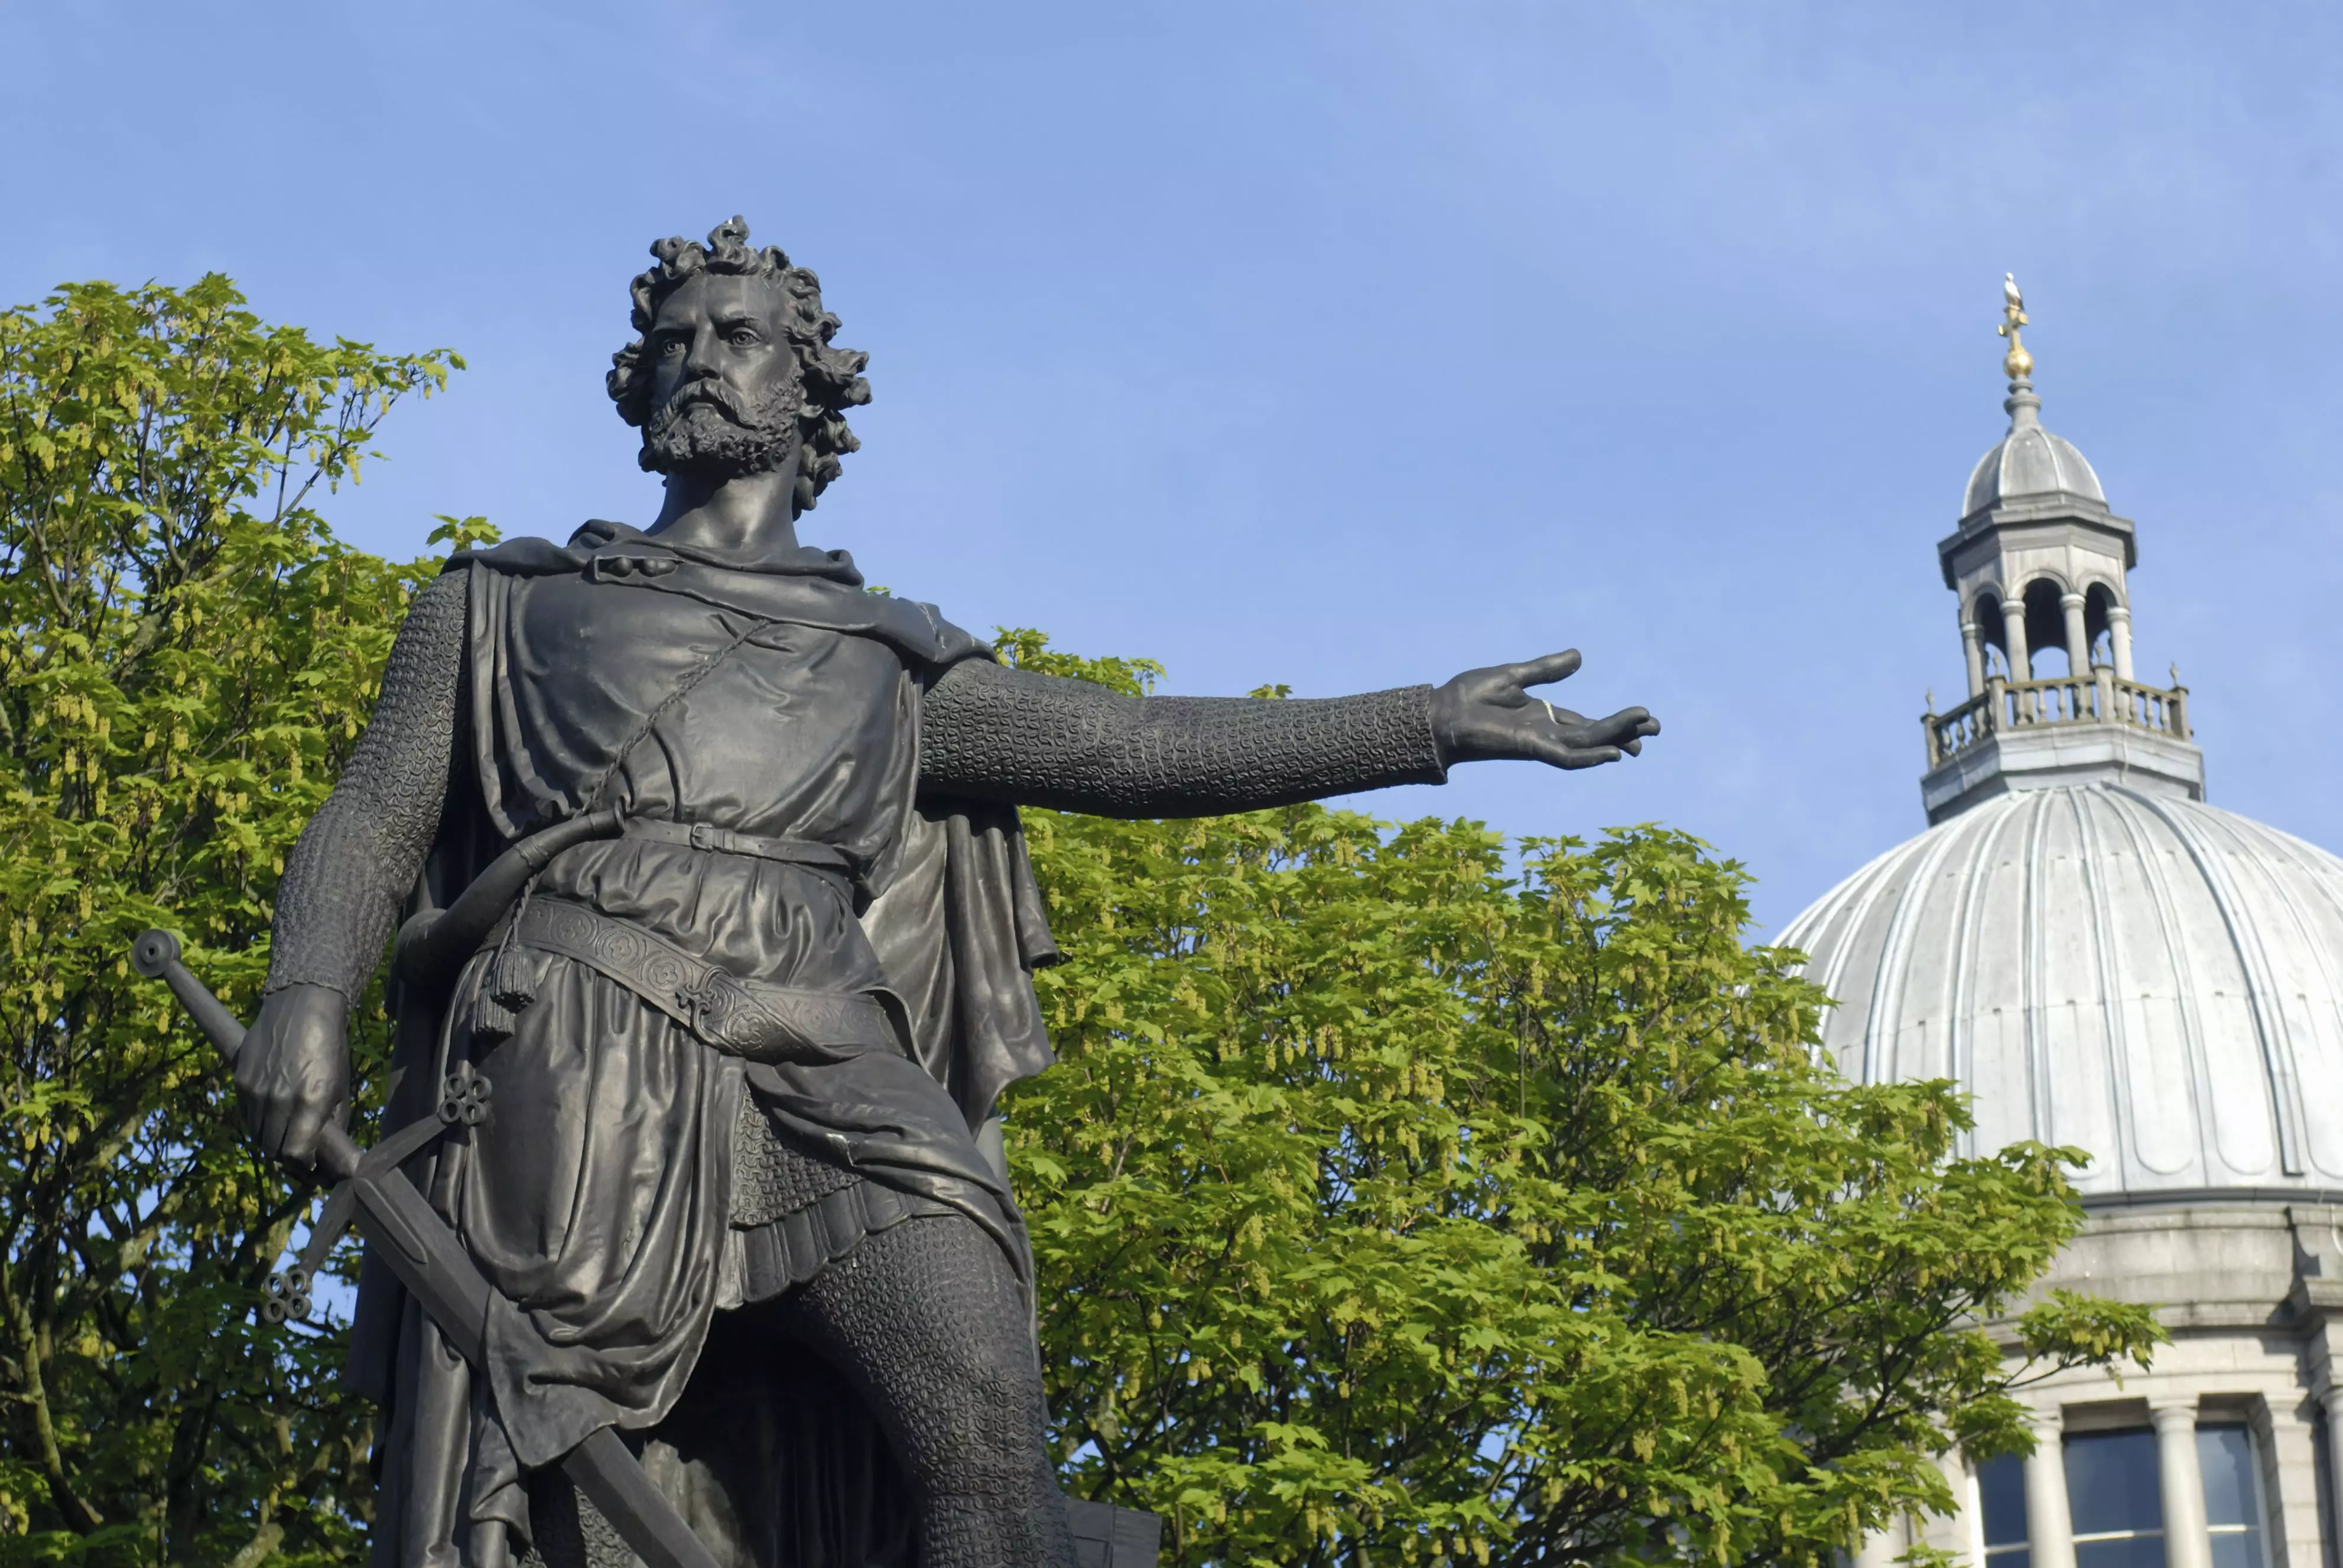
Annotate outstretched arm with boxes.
[237,570,466,1165]
[918,649,1655,819]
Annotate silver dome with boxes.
[1781,784,2343,1205]
[1962,421,2105,518]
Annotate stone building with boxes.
[1783,282,2343,1568]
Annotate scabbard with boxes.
[334,1139,721,1568]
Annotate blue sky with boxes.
[6,2,2339,938]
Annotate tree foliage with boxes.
[0,276,455,1564]
[1000,637,2163,1568]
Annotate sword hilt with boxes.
[130,929,360,1179]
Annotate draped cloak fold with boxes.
[347,522,1061,1568]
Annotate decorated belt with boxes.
[618,818,854,874]
[511,899,897,1062]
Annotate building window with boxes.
[2066,1429,2166,1568]
[1979,1453,2030,1568]
[2198,1425,2267,1568]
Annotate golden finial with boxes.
[1998,272,2033,382]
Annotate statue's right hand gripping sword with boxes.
[128,816,718,1568]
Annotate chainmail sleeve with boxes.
[263,570,466,1000]
[917,659,1447,818]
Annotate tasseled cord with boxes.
[472,873,542,1044]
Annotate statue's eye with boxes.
[729,328,759,347]
[657,337,685,356]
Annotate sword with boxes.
[131,906,719,1568]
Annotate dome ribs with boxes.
[1788,786,2343,1209]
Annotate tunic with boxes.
[440,526,1029,1522]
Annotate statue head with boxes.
[606,217,871,516]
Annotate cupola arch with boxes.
[2021,575,2076,677]
[1966,590,2010,686]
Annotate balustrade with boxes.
[1923,669,2192,768]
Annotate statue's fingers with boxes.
[255,1091,295,1163]
[1570,707,1659,750]
[1519,730,1627,770]
[1543,705,1652,749]
[1499,649,1582,689]
[278,1100,326,1170]
[235,1080,267,1143]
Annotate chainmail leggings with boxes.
[771,1212,1074,1566]
[532,1211,1075,1568]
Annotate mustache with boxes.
[649,379,755,431]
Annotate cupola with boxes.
[1920,277,2202,824]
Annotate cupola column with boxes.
[2149,1401,2212,1568]
[2060,591,2089,674]
[2108,604,2134,682]
[2001,598,2032,684]
[2022,1406,2077,1568]
[1961,616,1986,699]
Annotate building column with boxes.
[2061,591,2090,675]
[1932,1449,1981,1568]
[1961,617,1987,699]
[2108,604,2134,682]
[2151,1401,2212,1568]
[2320,1388,2343,1567]
[2024,1407,2078,1568]
[2002,599,2032,683]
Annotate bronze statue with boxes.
[230,219,1658,1567]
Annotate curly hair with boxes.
[606,217,871,516]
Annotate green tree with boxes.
[0,275,456,1564]
[999,635,2162,1568]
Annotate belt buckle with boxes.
[688,822,714,853]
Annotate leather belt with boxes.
[511,899,896,1062]
[620,818,853,875]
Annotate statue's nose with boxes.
[683,327,727,375]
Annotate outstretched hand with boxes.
[1430,650,1659,771]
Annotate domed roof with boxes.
[1962,415,2104,518]
[1782,783,2343,1205]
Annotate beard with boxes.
[638,377,802,480]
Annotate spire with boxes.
[1998,274,2041,430]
